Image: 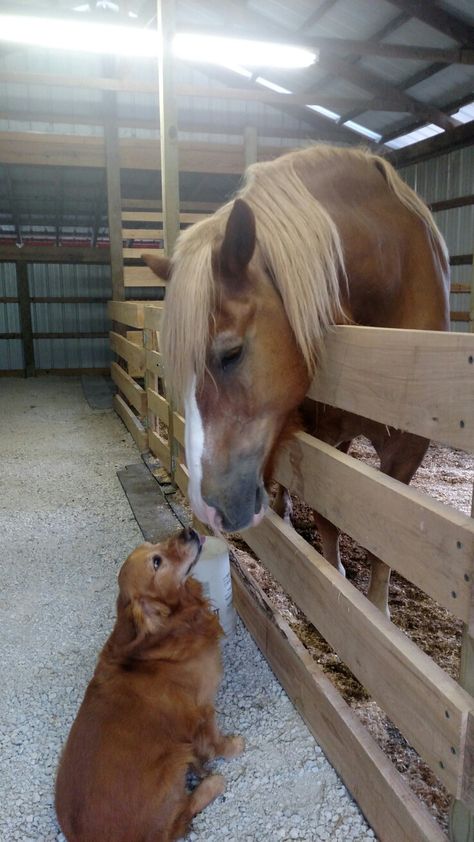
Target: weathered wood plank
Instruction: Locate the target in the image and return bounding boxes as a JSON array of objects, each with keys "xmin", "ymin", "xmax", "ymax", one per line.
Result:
[
  {"xmin": 145, "ymin": 348, "xmax": 163, "ymax": 375},
  {"xmin": 113, "ymin": 394, "xmax": 147, "ymax": 451},
  {"xmin": 122, "ymin": 228, "xmax": 163, "ymax": 240},
  {"xmin": 274, "ymin": 432, "xmax": 474, "ymax": 623},
  {"xmin": 174, "ymin": 462, "xmax": 189, "ymax": 496},
  {"xmin": 232, "ymin": 560, "xmax": 448, "ymax": 842},
  {"xmin": 243, "ymin": 510, "xmax": 474, "ymax": 800},
  {"xmin": 110, "ymin": 331, "xmax": 145, "ymax": 371},
  {"xmin": 143, "ymin": 306, "xmax": 164, "ymax": 331},
  {"xmin": 149, "ymin": 429, "xmax": 171, "ymax": 472},
  {"xmin": 111, "ymin": 362, "xmax": 146, "ymax": 415},
  {"xmin": 107, "ymin": 300, "xmax": 146, "ymax": 329},
  {"xmin": 122, "ymin": 211, "xmax": 210, "ymax": 224},
  {"xmin": 309, "ymin": 326, "xmax": 474, "ymax": 452},
  {"xmin": 173, "ymin": 411, "xmax": 185, "ymax": 446},
  {"xmin": 148, "ymin": 388, "xmax": 169, "ymax": 425},
  {"xmin": 123, "ymin": 247, "xmax": 165, "ymax": 259}
]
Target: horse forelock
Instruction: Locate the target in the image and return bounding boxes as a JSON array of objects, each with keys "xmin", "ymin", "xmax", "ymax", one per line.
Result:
[{"xmin": 162, "ymin": 147, "xmax": 352, "ymax": 400}]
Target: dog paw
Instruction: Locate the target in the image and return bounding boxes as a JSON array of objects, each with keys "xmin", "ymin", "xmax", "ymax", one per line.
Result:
[{"xmin": 223, "ymin": 735, "xmax": 245, "ymax": 758}]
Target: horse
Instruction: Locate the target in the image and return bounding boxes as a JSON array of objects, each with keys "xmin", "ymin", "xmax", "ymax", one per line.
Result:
[{"xmin": 144, "ymin": 144, "xmax": 450, "ymax": 617}]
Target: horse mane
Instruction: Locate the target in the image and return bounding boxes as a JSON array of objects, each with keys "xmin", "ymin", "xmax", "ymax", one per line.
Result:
[{"xmin": 161, "ymin": 144, "xmax": 446, "ymax": 398}]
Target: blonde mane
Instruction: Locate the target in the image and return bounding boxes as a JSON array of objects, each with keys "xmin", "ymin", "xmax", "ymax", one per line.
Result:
[{"xmin": 161, "ymin": 144, "xmax": 446, "ymax": 398}]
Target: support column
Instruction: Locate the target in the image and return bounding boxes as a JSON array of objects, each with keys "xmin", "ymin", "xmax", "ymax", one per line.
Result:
[
  {"xmin": 16, "ymin": 262, "xmax": 35, "ymax": 377},
  {"xmin": 157, "ymin": 0, "xmax": 180, "ymax": 257},
  {"xmin": 103, "ymin": 68, "xmax": 124, "ymax": 302},
  {"xmin": 157, "ymin": 0, "xmax": 180, "ymax": 475},
  {"xmin": 449, "ymin": 491, "xmax": 474, "ymax": 841},
  {"xmin": 244, "ymin": 125, "xmax": 258, "ymax": 169}
]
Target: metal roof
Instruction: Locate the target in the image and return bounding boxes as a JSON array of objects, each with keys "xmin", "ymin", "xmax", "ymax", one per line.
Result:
[{"xmin": 0, "ymin": 0, "xmax": 473, "ymax": 244}]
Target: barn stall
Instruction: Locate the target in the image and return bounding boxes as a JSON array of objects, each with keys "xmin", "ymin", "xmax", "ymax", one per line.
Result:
[{"xmin": 1, "ymin": 2, "xmax": 474, "ymax": 841}]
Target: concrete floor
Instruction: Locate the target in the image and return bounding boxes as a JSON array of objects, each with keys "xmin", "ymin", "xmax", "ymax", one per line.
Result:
[{"xmin": 0, "ymin": 377, "xmax": 374, "ymax": 842}]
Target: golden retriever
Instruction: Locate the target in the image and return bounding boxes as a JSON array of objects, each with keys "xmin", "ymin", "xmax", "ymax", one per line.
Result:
[{"xmin": 55, "ymin": 527, "xmax": 244, "ymax": 842}]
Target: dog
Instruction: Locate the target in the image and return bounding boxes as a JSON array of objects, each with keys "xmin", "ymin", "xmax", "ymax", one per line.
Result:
[{"xmin": 55, "ymin": 527, "xmax": 244, "ymax": 842}]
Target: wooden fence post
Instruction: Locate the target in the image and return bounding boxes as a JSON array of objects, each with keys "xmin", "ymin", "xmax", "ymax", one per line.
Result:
[
  {"xmin": 450, "ymin": 489, "xmax": 474, "ymax": 842},
  {"xmin": 16, "ymin": 261, "xmax": 35, "ymax": 377},
  {"xmin": 244, "ymin": 125, "xmax": 258, "ymax": 168},
  {"xmin": 157, "ymin": 0, "xmax": 180, "ymax": 477}
]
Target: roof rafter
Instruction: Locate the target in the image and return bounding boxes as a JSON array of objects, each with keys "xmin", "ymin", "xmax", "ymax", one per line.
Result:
[{"xmin": 386, "ymin": 0, "xmax": 474, "ymax": 47}]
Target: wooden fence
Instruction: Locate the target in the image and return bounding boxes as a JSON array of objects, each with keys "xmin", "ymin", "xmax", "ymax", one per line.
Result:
[{"xmin": 133, "ymin": 315, "xmax": 474, "ymax": 842}]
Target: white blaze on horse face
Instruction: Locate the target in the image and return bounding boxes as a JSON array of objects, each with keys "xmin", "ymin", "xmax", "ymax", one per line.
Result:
[{"xmin": 184, "ymin": 376, "xmax": 220, "ymax": 530}]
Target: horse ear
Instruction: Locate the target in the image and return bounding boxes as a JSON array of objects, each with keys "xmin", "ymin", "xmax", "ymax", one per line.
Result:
[
  {"xmin": 142, "ymin": 254, "xmax": 172, "ymax": 281},
  {"xmin": 220, "ymin": 199, "xmax": 256, "ymax": 278}
]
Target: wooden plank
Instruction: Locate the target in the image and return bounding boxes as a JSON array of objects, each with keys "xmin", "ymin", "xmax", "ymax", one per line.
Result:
[
  {"xmin": 143, "ymin": 305, "xmax": 164, "ymax": 331},
  {"xmin": 117, "ymin": 462, "xmax": 179, "ymax": 542},
  {"xmin": 174, "ymin": 462, "xmax": 189, "ymax": 496},
  {"xmin": 244, "ymin": 510, "xmax": 474, "ymax": 801},
  {"xmin": 122, "ymin": 211, "xmax": 210, "ymax": 224},
  {"xmin": 451, "ymin": 284, "xmax": 471, "ymax": 294},
  {"xmin": 148, "ymin": 388, "xmax": 169, "ymax": 425},
  {"xmin": 110, "ymin": 331, "xmax": 145, "ymax": 371},
  {"xmin": 107, "ymin": 300, "xmax": 146, "ymax": 329},
  {"xmin": 123, "ymin": 199, "xmax": 219, "ymax": 211},
  {"xmin": 126, "ymin": 330, "xmax": 143, "ymax": 346},
  {"xmin": 149, "ymin": 429, "xmax": 171, "ymax": 472},
  {"xmin": 122, "ymin": 228, "xmax": 163, "ymax": 239},
  {"xmin": 123, "ymin": 247, "xmax": 164, "ymax": 259},
  {"xmin": 173, "ymin": 411, "xmax": 185, "ymax": 446},
  {"xmin": 103, "ymin": 88, "xmax": 124, "ymax": 301},
  {"xmin": 274, "ymin": 432, "xmax": 474, "ymax": 623},
  {"xmin": 113, "ymin": 394, "xmax": 147, "ymax": 451},
  {"xmin": 145, "ymin": 348, "xmax": 163, "ymax": 375},
  {"xmin": 309, "ymin": 326, "xmax": 474, "ymax": 452},
  {"xmin": 111, "ymin": 362, "xmax": 146, "ymax": 415},
  {"xmin": 124, "ymin": 267, "xmax": 167, "ymax": 288},
  {"xmin": 107, "ymin": 301, "xmax": 144, "ymax": 328},
  {"xmin": 451, "ymin": 312, "xmax": 470, "ymax": 322},
  {"xmin": 232, "ymin": 559, "xmax": 448, "ymax": 842}
]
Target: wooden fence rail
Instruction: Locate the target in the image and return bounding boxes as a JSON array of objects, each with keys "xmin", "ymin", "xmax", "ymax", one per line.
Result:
[{"xmin": 134, "ymin": 316, "xmax": 474, "ymax": 842}]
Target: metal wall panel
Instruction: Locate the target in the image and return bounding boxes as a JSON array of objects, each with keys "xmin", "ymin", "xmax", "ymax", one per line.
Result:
[{"xmin": 0, "ymin": 262, "xmax": 21, "ymax": 371}]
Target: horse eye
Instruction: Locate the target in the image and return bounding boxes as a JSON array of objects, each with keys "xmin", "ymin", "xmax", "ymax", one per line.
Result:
[
  {"xmin": 152, "ymin": 555, "xmax": 162, "ymax": 570},
  {"xmin": 220, "ymin": 346, "xmax": 243, "ymax": 371}
]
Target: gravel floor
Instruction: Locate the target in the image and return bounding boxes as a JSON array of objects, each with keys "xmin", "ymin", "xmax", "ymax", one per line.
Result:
[{"xmin": 0, "ymin": 377, "xmax": 375, "ymax": 842}]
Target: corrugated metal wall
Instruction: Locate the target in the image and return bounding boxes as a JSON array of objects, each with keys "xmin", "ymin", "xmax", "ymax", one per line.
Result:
[
  {"xmin": 399, "ymin": 147, "xmax": 474, "ymax": 333},
  {"xmin": 0, "ymin": 262, "xmax": 112, "ymax": 372}
]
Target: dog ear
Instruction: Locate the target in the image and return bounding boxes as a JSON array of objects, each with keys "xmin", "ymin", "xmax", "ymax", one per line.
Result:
[{"xmin": 130, "ymin": 596, "xmax": 170, "ymax": 639}]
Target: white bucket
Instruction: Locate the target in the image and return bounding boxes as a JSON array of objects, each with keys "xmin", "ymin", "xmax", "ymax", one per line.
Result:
[{"xmin": 193, "ymin": 536, "xmax": 236, "ymax": 637}]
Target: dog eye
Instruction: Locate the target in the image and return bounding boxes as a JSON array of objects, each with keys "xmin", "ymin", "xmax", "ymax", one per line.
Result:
[
  {"xmin": 152, "ymin": 555, "xmax": 162, "ymax": 570},
  {"xmin": 220, "ymin": 346, "xmax": 243, "ymax": 371}
]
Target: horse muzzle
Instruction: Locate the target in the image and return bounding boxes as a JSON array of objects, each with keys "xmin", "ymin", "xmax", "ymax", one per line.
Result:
[{"xmin": 201, "ymin": 475, "xmax": 268, "ymax": 533}]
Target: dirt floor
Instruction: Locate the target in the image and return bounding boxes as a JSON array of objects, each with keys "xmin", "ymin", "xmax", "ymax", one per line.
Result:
[{"xmin": 225, "ymin": 439, "xmax": 474, "ymax": 834}]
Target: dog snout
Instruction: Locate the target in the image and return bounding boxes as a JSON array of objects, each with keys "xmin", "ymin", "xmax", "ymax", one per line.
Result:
[{"xmin": 179, "ymin": 526, "xmax": 199, "ymax": 543}]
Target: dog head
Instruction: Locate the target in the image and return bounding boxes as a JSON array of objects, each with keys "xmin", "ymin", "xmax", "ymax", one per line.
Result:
[{"xmin": 117, "ymin": 527, "xmax": 205, "ymax": 644}]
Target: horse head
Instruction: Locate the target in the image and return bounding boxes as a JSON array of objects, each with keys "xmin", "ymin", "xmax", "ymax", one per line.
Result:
[{"xmin": 145, "ymin": 199, "xmax": 311, "ymax": 532}]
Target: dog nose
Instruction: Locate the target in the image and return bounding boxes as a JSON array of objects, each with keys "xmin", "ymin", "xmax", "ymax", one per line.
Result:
[{"xmin": 180, "ymin": 527, "xmax": 198, "ymax": 542}]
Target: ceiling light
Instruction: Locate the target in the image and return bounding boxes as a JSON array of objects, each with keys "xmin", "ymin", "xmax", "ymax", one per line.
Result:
[
  {"xmin": 0, "ymin": 15, "xmax": 317, "ymax": 68},
  {"xmin": 173, "ymin": 33, "xmax": 316, "ymax": 69},
  {"xmin": 0, "ymin": 15, "xmax": 157, "ymax": 56}
]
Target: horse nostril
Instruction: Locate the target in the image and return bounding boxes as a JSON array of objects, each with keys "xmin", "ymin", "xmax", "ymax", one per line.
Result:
[{"xmin": 255, "ymin": 483, "xmax": 264, "ymax": 514}]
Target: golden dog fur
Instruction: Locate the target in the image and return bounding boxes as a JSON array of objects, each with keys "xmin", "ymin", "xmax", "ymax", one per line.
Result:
[{"xmin": 55, "ymin": 528, "xmax": 244, "ymax": 842}]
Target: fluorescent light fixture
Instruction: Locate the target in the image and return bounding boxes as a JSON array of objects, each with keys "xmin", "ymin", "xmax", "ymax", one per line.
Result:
[
  {"xmin": 0, "ymin": 14, "xmax": 157, "ymax": 56},
  {"xmin": 307, "ymin": 104, "xmax": 340, "ymax": 121},
  {"xmin": 385, "ymin": 123, "xmax": 444, "ymax": 149},
  {"xmin": 174, "ymin": 33, "xmax": 316, "ymax": 68},
  {"xmin": 255, "ymin": 77, "xmax": 292, "ymax": 94},
  {"xmin": 343, "ymin": 120, "xmax": 382, "ymax": 141},
  {"xmin": 0, "ymin": 15, "xmax": 317, "ymax": 68}
]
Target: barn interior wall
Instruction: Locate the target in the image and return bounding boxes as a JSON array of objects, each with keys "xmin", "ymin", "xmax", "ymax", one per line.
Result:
[{"xmin": 399, "ymin": 144, "xmax": 474, "ymax": 332}]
